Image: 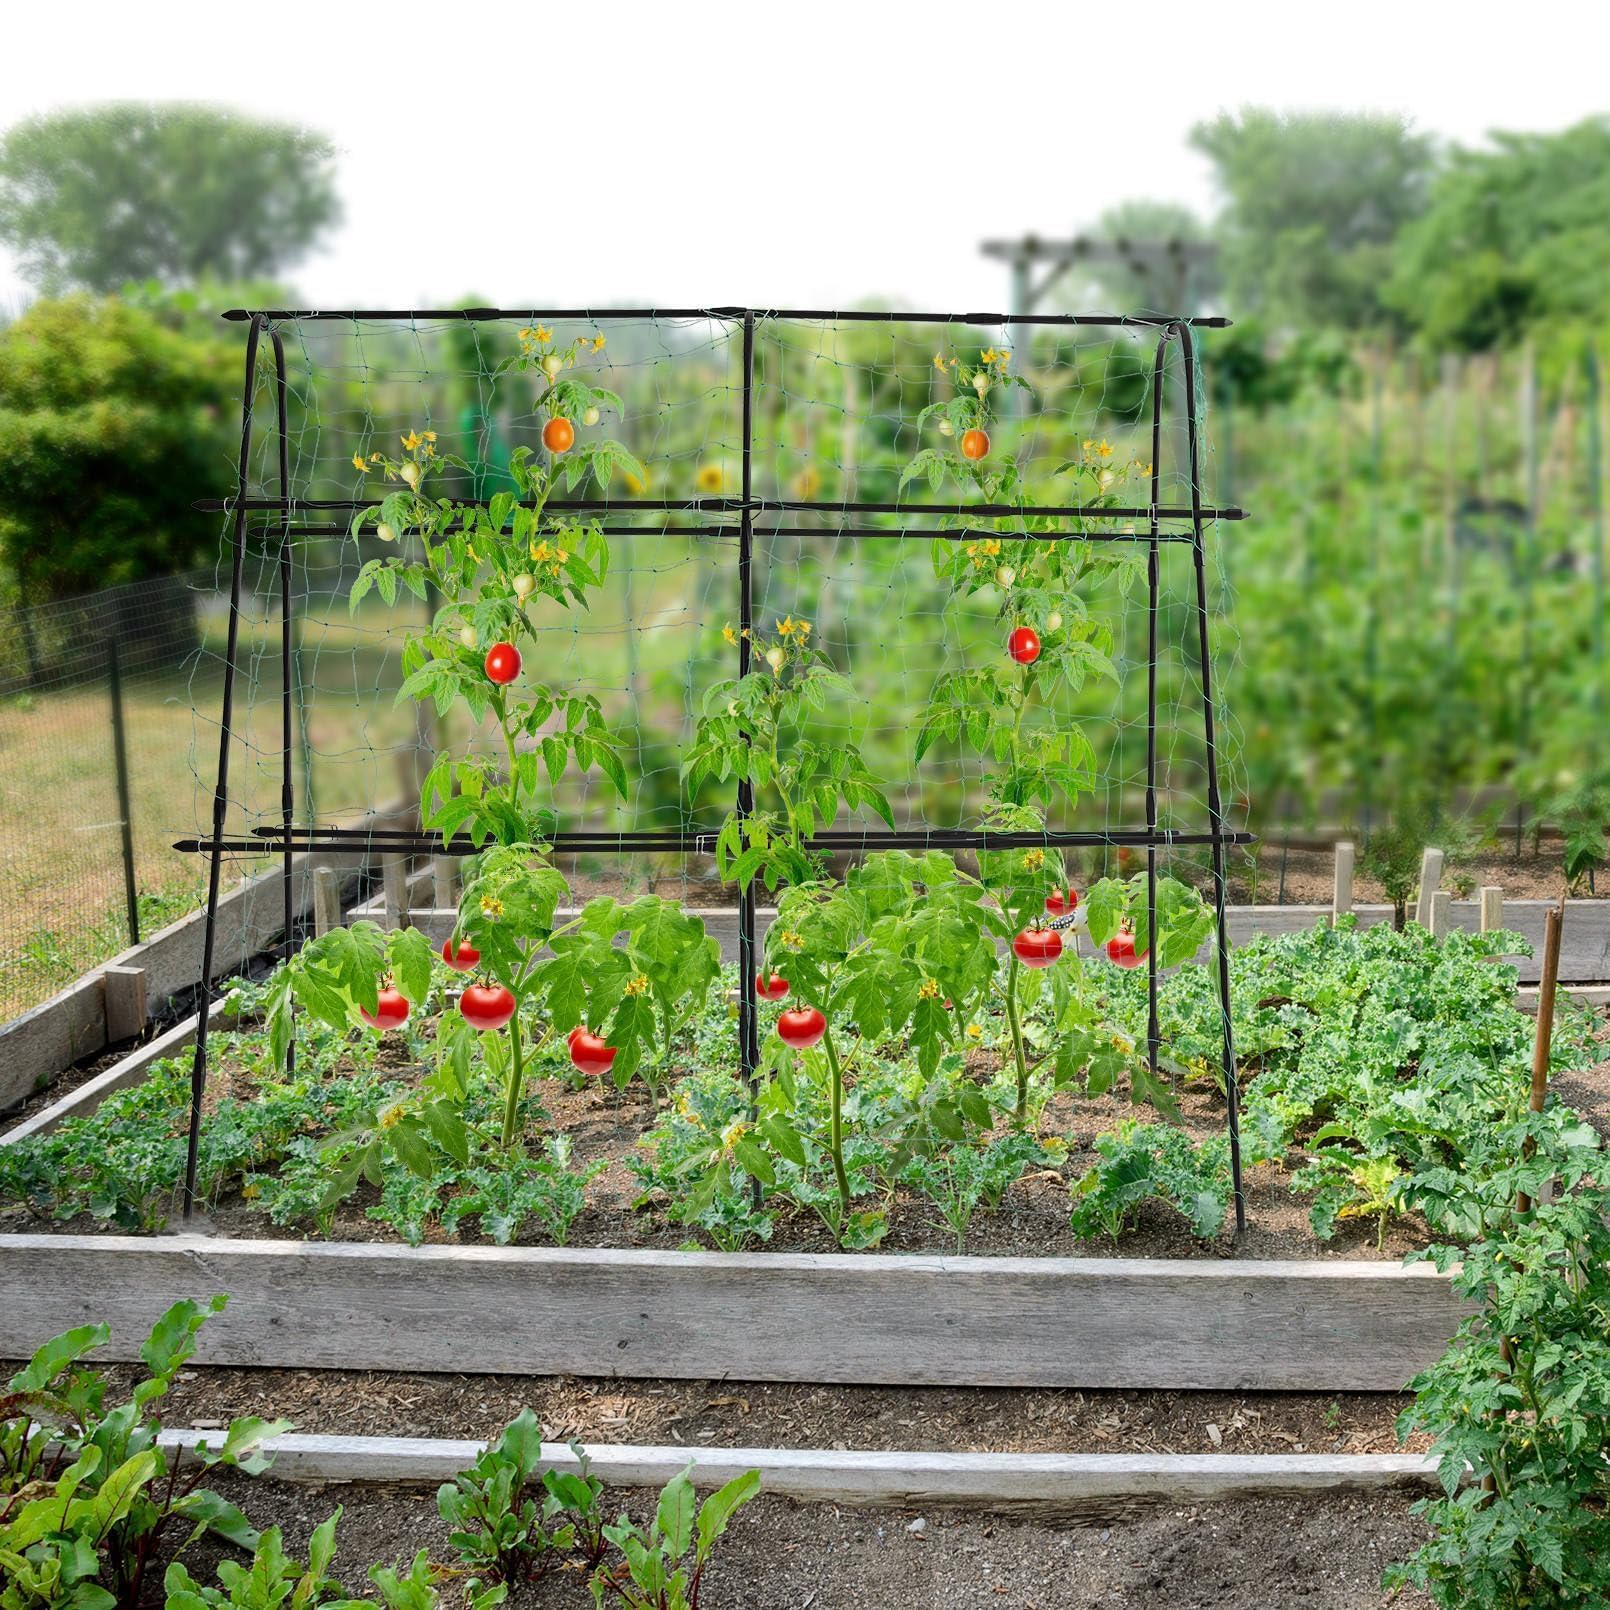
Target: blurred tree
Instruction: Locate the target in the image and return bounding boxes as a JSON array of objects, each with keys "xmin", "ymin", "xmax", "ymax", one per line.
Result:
[
  {"xmin": 1190, "ymin": 110, "xmax": 1434, "ymax": 333},
  {"xmin": 0, "ymin": 104, "xmax": 339, "ymax": 292},
  {"xmin": 1075, "ymin": 201, "xmax": 1220, "ymax": 314},
  {"xmin": 0, "ymin": 296, "xmax": 234, "ymax": 624},
  {"xmin": 1387, "ymin": 117, "xmax": 1610, "ymax": 351}
]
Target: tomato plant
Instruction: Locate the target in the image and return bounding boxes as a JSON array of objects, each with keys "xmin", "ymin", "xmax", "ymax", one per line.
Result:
[{"xmin": 684, "ymin": 613, "xmax": 894, "ymax": 890}]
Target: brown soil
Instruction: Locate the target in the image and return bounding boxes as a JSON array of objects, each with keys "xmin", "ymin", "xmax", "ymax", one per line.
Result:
[
  {"xmin": 0, "ymin": 1041, "xmax": 1441, "ymax": 1261},
  {"xmin": 84, "ymin": 1362, "xmax": 1425, "ymax": 1460},
  {"xmin": 178, "ymin": 1477, "xmax": 1435, "ymax": 1609}
]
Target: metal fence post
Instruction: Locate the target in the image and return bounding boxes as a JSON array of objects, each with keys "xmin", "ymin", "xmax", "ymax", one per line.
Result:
[{"xmin": 107, "ymin": 632, "xmax": 140, "ymax": 946}]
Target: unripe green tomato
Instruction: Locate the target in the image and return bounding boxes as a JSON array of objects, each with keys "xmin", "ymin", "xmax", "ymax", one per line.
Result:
[
  {"xmin": 937, "ymin": 418, "xmax": 953, "ymax": 437},
  {"xmin": 459, "ymin": 625, "xmax": 478, "ymax": 648},
  {"xmin": 1046, "ymin": 610, "xmax": 1062, "ymax": 631},
  {"xmin": 583, "ymin": 406, "xmax": 601, "ymax": 427},
  {"xmin": 376, "ymin": 521, "xmax": 397, "ymax": 543},
  {"xmin": 543, "ymin": 354, "xmax": 564, "ymax": 381},
  {"xmin": 995, "ymin": 565, "xmax": 1015, "ymax": 588},
  {"xmin": 512, "ymin": 573, "xmax": 536, "ymax": 600},
  {"xmin": 400, "ymin": 461, "xmax": 420, "ymax": 488},
  {"xmin": 765, "ymin": 646, "xmax": 785, "ymax": 673}
]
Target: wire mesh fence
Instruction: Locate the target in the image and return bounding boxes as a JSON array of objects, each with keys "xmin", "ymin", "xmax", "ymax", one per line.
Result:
[{"xmin": 0, "ymin": 568, "xmax": 426, "ymax": 1027}]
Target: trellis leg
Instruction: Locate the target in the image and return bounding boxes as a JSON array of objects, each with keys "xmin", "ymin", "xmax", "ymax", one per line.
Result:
[
  {"xmin": 1174, "ymin": 321, "xmax": 1245, "ymax": 1234},
  {"xmin": 271, "ymin": 330, "xmax": 296, "ymax": 1076},
  {"xmin": 1143, "ymin": 333, "xmax": 1168, "ymax": 1075},
  {"xmin": 183, "ymin": 314, "xmax": 265, "ymax": 1220},
  {"xmin": 736, "ymin": 312, "xmax": 762, "ymax": 1205}
]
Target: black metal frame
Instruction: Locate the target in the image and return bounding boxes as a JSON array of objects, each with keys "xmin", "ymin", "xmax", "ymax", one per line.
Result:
[{"xmin": 177, "ymin": 306, "xmax": 1249, "ymax": 1235}]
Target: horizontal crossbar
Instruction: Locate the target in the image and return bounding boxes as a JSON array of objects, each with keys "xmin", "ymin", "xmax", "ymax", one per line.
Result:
[
  {"xmin": 224, "ymin": 307, "xmax": 1231, "ymax": 329},
  {"xmin": 176, "ymin": 827, "xmax": 1256, "ymax": 858}
]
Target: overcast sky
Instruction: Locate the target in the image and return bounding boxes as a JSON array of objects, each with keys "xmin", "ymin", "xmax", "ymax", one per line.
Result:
[{"xmin": 2, "ymin": 0, "xmax": 1606, "ymax": 314}]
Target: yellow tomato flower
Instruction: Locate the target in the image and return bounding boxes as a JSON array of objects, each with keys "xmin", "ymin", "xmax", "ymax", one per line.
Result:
[
  {"xmin": 791, "ymin": 465, "xmax": 821, "ymax": 500},
  {"xmin": 721, "ymin": 1118, "xmax": 748, "ymax": 1150},
  {"xmin": 401, "ymin": 430, "xmax": 422, "ymax": 452},
  {"xmin": 480, "ymin": 895, "xmax": 504, "ymax": 920},
  {"xmin": 625, "ymin": 973, "xmax": 650, "ymax": 996},
  {"xmin": 352, "ymin": 452, "xmax": 367, "ymax": 472},
  {"xmin": 1023, "ymin": 848, "xmax": 1046, "ymax": 871},
  {"xmin": 696, "ymin": 463, "xmax": 725, "ymax": 494},
  {"xmin": 722, "ymin": 624, "xmax": 738, "ymax": 646},
  {"xmin": 779, "ymin": 929, "xmax": 803, "ymax": 950},
  {"xmin": 965, "ymin": 1022, "xmax": 983, "ymax": 1040},
  {"xmin": 592, "ymin": 334, "xmax": 606, "ymax": 350},
  {"xmin": 379, "ymin": 1104, "xmax": 404, "ymax": 1130},
  {"xmin": 536, "ymin": 325, "xmax": 553, "ymax": 342},
  {"xmin": 918, "ymin": 978, "xmax": 941, "ymax": 1000},
  {"xmin": 776, "ymin": 616, "xmax": 796, "ymax": 637},
  {"xmin": 934, "ymin": 354, "xmax": 949, "ymax": 372}
]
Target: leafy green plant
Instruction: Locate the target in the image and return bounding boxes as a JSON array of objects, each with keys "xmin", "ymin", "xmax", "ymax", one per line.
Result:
[
  {"xmin": 0, "ymin": 1298, "xmax": 288, "ymax": 1610},
  {"xmin": 435, "ymin": 1409, "xmax": 565, "ymax": 1585},
  {"xmin": 590, "ymin": 1465, "xmax": 760, "ymax": 1610},
  {"xmin": 1068, "ymin": 1121, "xmax": 1231, "ymax": 1241},
  {"xmin": 1387, "ymin": 1133, "xmax": 1610, "ymax": 1608},
  {"xmin": 162, "ymin": 1510, "xmax": 359, "ymax": 1610},
  {"xmin": 366, "ymin": 1551, "xmax": 503, "ymax": 1610}
]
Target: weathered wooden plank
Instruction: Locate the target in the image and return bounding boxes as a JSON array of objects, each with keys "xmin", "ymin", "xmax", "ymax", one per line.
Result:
[
  {"xmin": 312, "ymin": 868, "xmax": 343, "ymax": 936},
  {"xmin": 0, "ymin": 805, "xmax": 415, "ymax": 1108},
  {"xmin": 0, "ymin": 998, "xmax": 235, "ymax": 1147},
  {"xmin": 1332, "ymin": 841, "xmax": 1354, "ymax": 923},
  {"xmin": 0, "ymin": 1238, "xmax": 1469, "ymax": 1391},
  {"xmin": 102, "ymin": 967, "xmax": 147, "ymax": 1044},
  {"xmin": 1414, "ymin": 849, "xmax": 1445, "ymax": 930},
  {"xmin": 154, "ymin": 1430, "xmax": 1442, "ymax": 1514},
  {"xmin": 1479, "ymin": 887, "xmax": 1503, "ymax": 933}
]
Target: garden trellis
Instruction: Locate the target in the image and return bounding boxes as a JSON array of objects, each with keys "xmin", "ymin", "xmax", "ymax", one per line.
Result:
[{"xmin": 174, "ymin": 305, "xmax": 1254, "ymax": 1228}]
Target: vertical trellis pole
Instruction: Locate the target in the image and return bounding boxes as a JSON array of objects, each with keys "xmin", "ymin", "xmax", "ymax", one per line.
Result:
[
  {"xmin": 736, "ymin": 313, "xmax": 761, "ymax": 1190},
  {"xmin": 183, "ymin": 313, "xmax": 265, "ymax": 1220},
  {"xmin": 1143, "ymin": 335, "xmax": 1167, "ymax": 1076},
  {"xmin": 1175, "ymin": 321, "xmax": 1244, "ymax": 1232},
  {"xmin": 271, "ymin": 331, "xmax": 296, "ymax": 1075}
]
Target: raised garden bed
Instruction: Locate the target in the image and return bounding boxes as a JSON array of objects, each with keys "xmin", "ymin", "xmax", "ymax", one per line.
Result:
[{"xmin": 0, "ymin": 1233, "xmax": 1469, "ymax": 1391}]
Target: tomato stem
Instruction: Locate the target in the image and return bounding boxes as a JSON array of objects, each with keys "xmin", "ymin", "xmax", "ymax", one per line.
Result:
[
  {"xmin": 500, "ymin": 1007, "xmax": 526, "ymax": 1151},
  {"xmin": 1005, "ymin": 951, "xmax": 1030, "ymax": 1124},
  {"xmin": 820, "ymin": 1026, "xmax": 852, "ymax": 1220}
]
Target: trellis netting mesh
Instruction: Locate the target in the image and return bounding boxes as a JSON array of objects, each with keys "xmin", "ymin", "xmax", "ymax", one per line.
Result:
[{"xmin": 186, "ymin": 312, "xmax": 1246, "ymax": 929}]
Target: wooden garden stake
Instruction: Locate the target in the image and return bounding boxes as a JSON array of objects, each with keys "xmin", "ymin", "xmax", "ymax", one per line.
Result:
[
  {"xmin": 312, "ymin": 867, "xmax": 342, "ymax": 936},
  {"xmin": 1516, "ymin": 897, "xmax": 1565, "ymax": 1217},
  {"xmin": 1478, "ymin": 886, "xmax": 1503, "ymax": 933},
  {"xmin": 1428, "ymin": 890, "xmax": 1450, "ymax": 939},
  {"xmin": 1332, "ymin": 841, "xmax": 1355, "ymax": 925},
  {"xmin": 1413, "ymin": 848, "xmax": 1444, "ymax": 929},
  {"xmin": 382, "ymin": 855, "xmax": 411, "ymax": 931},
  {"xmin": 433, "ymin": 856, "xmax": 459, "ymax": 915}
]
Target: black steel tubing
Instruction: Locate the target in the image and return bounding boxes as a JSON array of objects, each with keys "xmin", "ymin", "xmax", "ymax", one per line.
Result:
[
  {"xmin": 224, "ymin": 306, "xmax": 1230, "ymax": 329},
  {"xmin": 196, "ymin": 494, "xmax": 1247, "ymax": 523},
  {"xmin": 182, "ymin": 313, "xmax": 264, "ymax": 1219},
  {"xmin": 736, "ymin": 313, "xmax": 761, "ymax": 1189},
  {"xmin": 271, "ymin": 331, "xmax": 296, "ymax": 1075},
  {"xmin": 1144, "ymin": 335, "xmax": 1166, "ymax": 1078},
  {"xmin": 1174, "ymin": 321, "xmax": 1245, "ymax": 1233}
]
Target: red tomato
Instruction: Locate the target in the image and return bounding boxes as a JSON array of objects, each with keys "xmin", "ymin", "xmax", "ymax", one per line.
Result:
[
  {"xmin": 1012, "ymin": 927, "xmax": 1062, "ymax": 969},
  {"xmin": 569, "ymin": 1029, "xmax": 617, "ymax": 1077},
  {"xmin": 960, "ymin": 427, "xmax": 990, "ymax": 461},
  {"xmin": 755, "ymin": 972, "xmax": 790, "ymax": 1001},
  {"xmin": 359, "ymin": 987, "xmax": 409, "ymax": 1030},
  {"xmin": 1007, "ymin": 627, "xmax": 1041, "ymax": 665},
  {"xmin": 543, "ymin": 416, "xmax": 575, "ymax": 454},
  {"xmin": 777, "ymin": 1006, "xmax": 827, "ymax": 1049},
  {"xmin": 1044, "ymin": 887, "xmax": 1079, "ymax": 919},
  {"xmin": 484, "ymin": 641, "xmax": 521, "ymax": 685},
  {"xmin": 1105, "ymin": 930, "xmax": 1148, "ymax": 969},
  {"xmin": 460, "ymin": 983, "xmax": 517, "ymax": 1030},
  {"xmin": 441, "ymin": 937, "xmax": 480, "ymax": 973}
]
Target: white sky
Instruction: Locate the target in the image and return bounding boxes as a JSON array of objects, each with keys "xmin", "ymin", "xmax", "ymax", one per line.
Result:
[{"xmin": 2, "ymin": 0, "xmax": 1606, "ymax": 313}]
